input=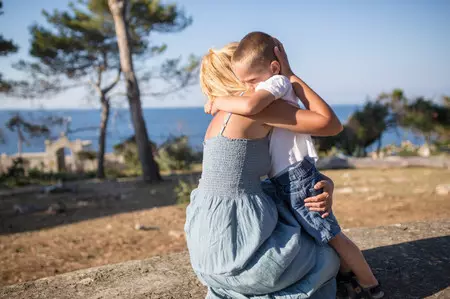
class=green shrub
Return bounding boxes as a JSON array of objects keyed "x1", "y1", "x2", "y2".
[
  {"x1": 77, "y1": 150, "x2": 97, "y2": 161},
  {"x1": 155, "y1": 135, "x2": 199, "y2": 172},
  {"x1": 113, "y1": 135, "x2": 157, "y2": 175},
  {"x1": 396, "y1": 149, "x2": 419, "y2": 157},
  {"x1": 382, "y1": 141, "x2": 419, "y2": 157},
  {"x1": 28, "y1": 168, "x2": 96, "y2": 181},
  {"x1": 0, "y1": 158, "x2": 97, "y2": 189},
  {"x1": 104, "y1": 167, "x2": 126, "y2": 178},
  {"x1": 0, "y1": 158, "x2": 29, "y2": 188},
  {"x1": 175, "y1": 178, "x2": 197, "y2": 204},
  {"x1": 114, "y1": 135, "x2": 202, "y2": 174},
  {"x1": 433, "y1": 139, "x2": 450, "y2": 155}
]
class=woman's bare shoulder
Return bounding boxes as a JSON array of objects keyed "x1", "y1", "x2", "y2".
[
  {"x1": 205, "y1": 111, "x2": 268, "y2": 140},
  {"x1": 204, "y1": 111, "x2": 226, "y2": 140}
]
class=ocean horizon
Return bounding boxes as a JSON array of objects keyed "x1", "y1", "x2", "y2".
[{"x1": 0, "y1": 105, "x2": 424, "y2": 155}]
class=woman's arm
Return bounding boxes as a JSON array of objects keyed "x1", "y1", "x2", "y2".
[
  {"x1": 273, "y1": 39, "x2": 343, "y2": 135},
  {"x1": 305, "y1": 175, "x2": 334, "y2": 218}
]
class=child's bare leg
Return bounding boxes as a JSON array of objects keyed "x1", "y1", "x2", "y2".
[
  {"x1": 338, "y1": 254, "x2": 351, "y2": 273},
  {"x1": 329, "y1": 232, "x2": 378, "y2": 287}
]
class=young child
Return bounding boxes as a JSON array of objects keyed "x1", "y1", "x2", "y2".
[{"x1": 205, "y1": 32, "x2": 384, "y2": 299}]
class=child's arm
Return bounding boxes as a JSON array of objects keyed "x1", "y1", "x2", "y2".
[
  {"x1": 213, "y1": 90, "x2": 276, "y2": 116},
  {"x1": 273, "y1": 42, "x2": 343, "y2": 135},
  {"x1": 255, "y1": 101, "x2": 342, "y2": 136},
  {"x1": 209, "y1": 75, "x2": 291, "y2": 116},
  {"x1": 289, "y1": 74, "x2": 342, "y2": 133}
]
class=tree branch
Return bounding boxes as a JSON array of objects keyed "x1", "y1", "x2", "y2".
[
  {"x1": 8, "y1": 80, "x2": 86, "y2": 99},
  {"x1": 97, "y1": 66, "x2": 102, "y2": 88},
  {"x1": 88, "y1": 78, "x2": 102, "y2": 95},
  {"x1": 67, "y1": 126, "x2": 99, "y2": 135},
  {"x1": 102, "y1": 68, "x2": 121, "y2": 94},
  {"x1": 139, "y1": 55, "x2": 199, "y2": 98},
  {"x1": 109, "y1": 91, "x2": 127, "y2": 98},
  {"x1": 140, "y1": 80, "x2": 197, "y2": 98}
]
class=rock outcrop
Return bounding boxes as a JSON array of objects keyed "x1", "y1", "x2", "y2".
[{"x1": 1, "y1": 221, "x2": 449, "y2": 299}]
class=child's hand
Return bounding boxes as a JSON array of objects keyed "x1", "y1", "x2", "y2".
[
  {"x1": 273, "y1": 37, "x2": 294, "y2": 78},
  {"x1": 204, "y1": 99, "x2": 219, "y2": 115},
  {"x1": 204, "y1": 99, "x2": 213, "y2": 114},
  {"x1": 304, "y1": 180, "x2": 334, "y2": 218},
  {"x1": 210, "y1": 103, "x2": 219, "y2": 115}
]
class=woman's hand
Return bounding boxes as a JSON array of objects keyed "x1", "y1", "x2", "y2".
[
  {"x1": 304, "y1": 179, "x2": 334, "y2": 218},
  {"x1": 273, "y1": 38, "x2": 294, "y2": 78}
]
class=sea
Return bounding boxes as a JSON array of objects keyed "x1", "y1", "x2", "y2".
[{"x1": 0, "y1": 106, "x2": 424, "y2": 155}]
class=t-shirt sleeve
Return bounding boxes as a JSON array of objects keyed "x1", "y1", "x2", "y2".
[{"x1": 255, "y1": 75, "x2": 291, "y2": 99}]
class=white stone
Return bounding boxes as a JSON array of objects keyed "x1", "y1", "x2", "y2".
[
  {"x1": 435, "y1": 184, "x2": 450, "y2": 196},
  {"x1": 168, "y1": 230, "x2": 185, "y2": 239},
  {"x1": 366, "y1": 192, "x2": 384, "y2": 201},
  {"x1": 357, "y1": 187, "x2": 371, "y2": 193},
  {"x1": 335, "y1": 187, "x2": 353, "y2": 194},
  {"x1": 76, "y1": 201, "x2": 89, "y2": 207},
  {"x1": 418, "y1": 144, "x2": 431, "y2": 157},
  {"x1": 78, "y1": 278, "x2": 94, "y2": 285}
]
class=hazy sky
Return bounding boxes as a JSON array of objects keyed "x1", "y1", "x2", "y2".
[{"x1": 0, "y1": 0, "x2": 449, "y2": 109}]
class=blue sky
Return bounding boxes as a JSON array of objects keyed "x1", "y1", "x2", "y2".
[{"x1": 0, "y1": 0, "x2": 449, "y2": 109}]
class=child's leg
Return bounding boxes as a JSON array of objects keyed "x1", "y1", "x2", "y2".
[
  {"x1": 338, "y1": 253, "x2": 351, "y2": 273},
  {"x1": 329, "y1": 232, "x2": 378, "y2": 287}
]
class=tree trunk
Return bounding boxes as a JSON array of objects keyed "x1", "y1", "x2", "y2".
[
  {"x1": 17, "y1": 128, "x2": 23, "y2": 156},
  {"x1": 356, "y1": 145, "x2": 365, "y2": 157},
  {"x1": 376, "y1": 135, "x2": 383, "y2": 156},
  {"x1": 108, "y1": 0, "x2": 161, "y2": 182},
  {"x1": 97, "y1": 96, "x2": 110, "y2": 179}
]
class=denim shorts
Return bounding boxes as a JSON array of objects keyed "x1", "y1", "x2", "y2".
[{"x1": 271, "y1": 157, "x2": 341, "y2": 244}]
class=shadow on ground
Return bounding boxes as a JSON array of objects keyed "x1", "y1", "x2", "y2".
[
  {"x1": 0, "y1": 173, "x2": 200, "y2": 235},
  {"x1": 363, "y1": 235, "x2": 450, "y2": 299}
]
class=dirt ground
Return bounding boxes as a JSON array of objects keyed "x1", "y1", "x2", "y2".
[{"x1": 0, "y1": 168, "x2": 449, "y2": 286}]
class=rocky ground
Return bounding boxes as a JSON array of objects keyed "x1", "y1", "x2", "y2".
[
  {"x1": 0, "y1": 168, "x2": 449, "y2": 287},
  {"x1": 1, "y1": 221, "x2": 448, "y2": 299}
]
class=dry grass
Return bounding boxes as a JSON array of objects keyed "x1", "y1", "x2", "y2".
[{"x1": 325, "y1": 168, "x2": 450, "y2": 228}]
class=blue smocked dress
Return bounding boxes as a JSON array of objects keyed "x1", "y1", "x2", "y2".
[{"x1": 185, "y1": 113, "x2": 339, "y2": 298}]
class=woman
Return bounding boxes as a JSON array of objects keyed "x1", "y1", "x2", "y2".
[{"x1": 185, "y1": 41, "x2": 341, "y2": 298}]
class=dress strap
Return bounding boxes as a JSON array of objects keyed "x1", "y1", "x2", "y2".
[
  {"x1": 218, "y1": 92, "x2": 243, "y2": 136},
  {"x1": 219, "y1": 112, "x2": 233, "y2": 136}
]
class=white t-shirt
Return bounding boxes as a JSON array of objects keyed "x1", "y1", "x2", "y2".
[{"x1": 255, "y1": 75, "x2": 318, "y2": 178}]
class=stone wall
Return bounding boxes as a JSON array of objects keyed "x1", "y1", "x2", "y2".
[
  {"x1": 1, "y1": 221, "x2": 448, "y2": 299},
  {"x1": 316, "y1": 156, "x2": 449, "y2": 170},
  {"x1": 0, "y1": 133, "x2": 124, "y2": 175}
]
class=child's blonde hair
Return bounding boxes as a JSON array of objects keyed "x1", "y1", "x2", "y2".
[{"x1": 200, "y1": 42, "x2": 246, "y2": 100}]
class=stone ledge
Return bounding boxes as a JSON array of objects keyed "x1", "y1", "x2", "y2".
[
  {"x1": 1, "y1": 221, "x2": 449, "y2": 299},
  {"x1": 315, "y1": 156, "x2": 450, "y2": 170}
]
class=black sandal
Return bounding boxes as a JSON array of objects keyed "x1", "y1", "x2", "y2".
[
  {"x1": 336, "y1": 271, "x2": 385, "y2": 299},
  {"x1": 336, "y1": 271, "x2": 354, "y2": 299}
]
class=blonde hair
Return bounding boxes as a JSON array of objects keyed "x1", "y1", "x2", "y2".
[{"x1": 200, "y1": 42, "x2": 246, "y2": 100}]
